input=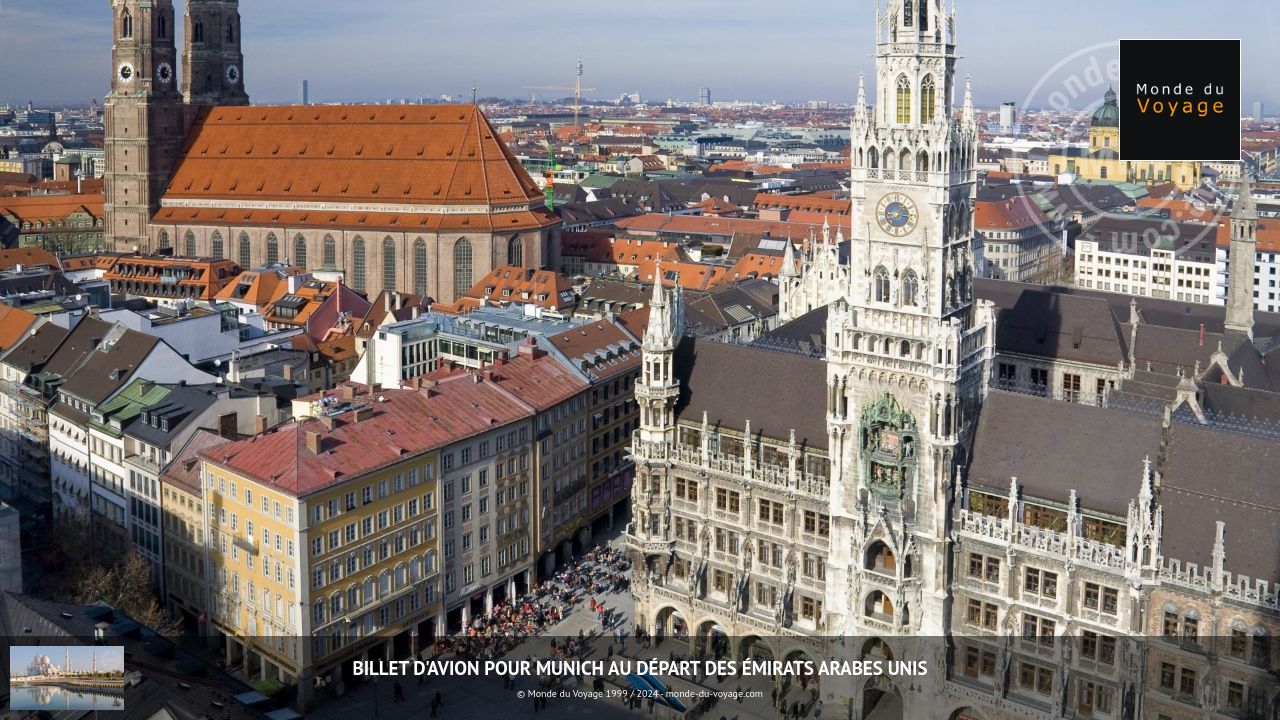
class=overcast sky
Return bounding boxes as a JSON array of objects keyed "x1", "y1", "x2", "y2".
[{"x1": 1, "y1": 0, "x2": 1277, "y2": 109}]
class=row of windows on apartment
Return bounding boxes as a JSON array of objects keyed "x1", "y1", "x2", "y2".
[
  {"x1": 442, "y1": 539, "x2": 531, "y2": 593},
  {"x1": 311, "y1": 532, "x2": 435, "y2": 590}
]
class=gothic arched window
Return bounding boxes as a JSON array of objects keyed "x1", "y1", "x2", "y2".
[
  {"x1": 382, "y1": 236, "x2": 397, "y2": 291},
  {"x1": 266, "y1": 233, "x2": 279, "y2": 265},
  {"x1": 868, "y1": 147, "x2": 879, "y2": 169},
  {"x1": 322, "y1": 234, "x2": 336, "y2": 268},
  {"x1": 211, "y1": 231, "x2": 223, "y2": 259},
  {"x1": 919, "y1": 0, "x2": 929, "y2": 30},
  {"x1": 157, "y1": 13, "x2": 168, "y2": 40},
  {"x1": 158, "y1": 231, "x2": 170, "y2": 250},
  {"x1": 121, "y1": 10, "x2": 133, "y2": 39},
  {"x1": 902, "y1": 270, "x2": 919, "y2": 307},
  {"x1": 507, "y1": 236, "x2": 523, "y2": 266},
  {"x1": 453, "y1": 238, "x2": 473, "y2": 295},
  {"x1": 896, "y1": 76, "x2": 911, "y2": 124},
  {"x1": 226, "y1": 19, "x2": 235, "y2": 43},
  {"x1": 874, "y1": 266, "x2": 891, "y2": 303},
  {"x1": 192, "y1": 20, "x2": 204, "y2": 44},
  {"x1": 238, "y1": 232, "x2": 251, "y2": 267},
  {"x1": 921, "y1": 76, "x2": 936, "y2": 121},
  {"x1": 413, "y1": 238, "x2": 428, "y2": 296},
  {"x1": 294, "y1": 234, "x2": 307, "y2": 268},
  {"x1": 184, "y1": 231, "x2": 196, "y2": 257},
  {"x1": 917, "y1": 150, "x2": 929, "y2": 173},
  {"x1": 352, "y1": 236, "x2": 366, "y2": 291},
  {"x1": 903, "y1": 1, "x2": 913, "y2": 26}
]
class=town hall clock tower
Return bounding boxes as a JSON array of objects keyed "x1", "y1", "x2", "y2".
[{"x1": 820, "y1": 0, "x2": 994, "y2": 651}]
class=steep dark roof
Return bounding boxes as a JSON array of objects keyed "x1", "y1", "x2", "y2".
[
  {"x1": 674, "y1": 337, "x2": 827, "y2": 449},
  {"x1": 983, "y1": 285, "x2": 1128, "y2": 366},
  {"x1": 754, "y1": 306, "x2": 828, "y2": 356},
  {"x1": 968, "y1": 390, "x2": 1164, "y2": 516},
  {"x1": 58, "y1": 329, "x2": 160, "y2": 404},
  {"x1": 0, "y1": 322, "x2": 69, "y2": 373},
  {"x1": 1161, "y1": 423, "x2": 1280, "y2": 584},
  {"x1": 39, "y1": 316, "x2": 114, "y2": 379}
]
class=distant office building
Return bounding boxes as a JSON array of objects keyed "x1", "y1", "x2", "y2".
[
  {"x1": 298, "y1": 80, "x2": 309, "y2": 106},
  {"x1": 1253, "y1": 101, "x2": 1264, "y2": 122},
  {"x1": 699, "y1": 87, "x2": 711, "y2": 106},
  {"x1": 999, "y1": 101, "x2": 1017, "y2": 131}
]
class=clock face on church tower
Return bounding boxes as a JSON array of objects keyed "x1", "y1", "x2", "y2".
[
  {"x1": 876, "y1": 192, "x2": 919, "y2": 237},
  {"x1": 225, "y1": 65, "x2": 241, "y2": 86}
]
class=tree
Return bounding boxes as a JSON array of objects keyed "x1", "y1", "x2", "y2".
[{"x1": 74, "y1": 553, "x2": 183, "y2": 639}]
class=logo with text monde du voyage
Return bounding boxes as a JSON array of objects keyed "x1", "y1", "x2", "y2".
[{"x1": 1120, "y1": 39, "x2": 1241, "y2": 161}]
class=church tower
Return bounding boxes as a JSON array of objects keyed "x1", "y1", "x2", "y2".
[
  {"x1": 182, "y1": 0, "x2": 249, "y2": 111},
  {"x1": 103, "y1": 0, "x2": 185, "y2": 252},
  {"x1": 1224, "y1": 176, "x2": 1258, "y2": 339},
  {"x1": 820, "y1": 0, "x2": 993, "y2": 653}
]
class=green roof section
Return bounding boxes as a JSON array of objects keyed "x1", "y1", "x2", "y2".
[
  {"x1": 579, "y1": 173, "x2": 625, "y2": 189},
  {"x1": 90, "y1": 378, "x2": 173, "y2": 436}
]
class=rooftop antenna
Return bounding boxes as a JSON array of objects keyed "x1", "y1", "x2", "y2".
[{"x1": 472, "y1": 80, "x2": 477, "y2": 105}]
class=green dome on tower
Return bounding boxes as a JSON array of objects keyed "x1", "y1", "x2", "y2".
[{"x1": 1091, "y1": 87, "x2": 1119, "y2": 128}]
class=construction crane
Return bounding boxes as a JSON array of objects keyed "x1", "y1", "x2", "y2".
[{"x1": 524, "y1": 50, "x2": 596, "y2": 128}]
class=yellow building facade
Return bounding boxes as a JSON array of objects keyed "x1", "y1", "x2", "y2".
[
  {"x1": 197, "y1": 400, "x2": 444, "y2": 703},
  {"x1": 1048, "y1": 88, "x2": 1202, "y2": 191}
]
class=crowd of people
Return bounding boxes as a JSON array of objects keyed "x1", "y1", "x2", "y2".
[{"x1": 427, "y1": 544, "x2": 632, "y2": 663}]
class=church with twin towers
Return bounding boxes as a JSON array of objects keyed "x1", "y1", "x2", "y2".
[
  {"x1": 104, "y1": 0, "x2": 560, "y2": 302},
  {"x1": 629, "y1": 2, "x2": 1280, "y2": 720}
]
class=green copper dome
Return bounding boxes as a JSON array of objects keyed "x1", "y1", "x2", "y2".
[{"x1": 1091, "y1": 87, "x2": 1119, "y2": 128}]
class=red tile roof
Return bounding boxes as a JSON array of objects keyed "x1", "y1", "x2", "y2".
[
  {"x1": 1214, "y1": 215, "x2": 1280, "y2": 253},
  {"x1": 0, "y1": 246, "x2": 61, "y2": 271},
  {"x1": 974, "y1": 197, "x2": 1049, "y2": 231},
  {"x1": 461, "y1": 265, "x2": 576, "y2": 311},
  {"x1": 201, "y1": 352, "x2": 586, "y2": 495},
  {"x1": 0, "y1": 192, "x2": 104, "y2": 224},
  {"x1": 0, "y1": 305, "x2": 40, "y2": 353},
  {"x1": 166, "y1": 105, "x2": 544, "y2": 209}
]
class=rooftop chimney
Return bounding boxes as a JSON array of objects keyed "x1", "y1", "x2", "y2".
[
  {"x1": 217, "y1": 412, "x2": 238, "y2": 439},
  {"x1": 254, "y1": 415, "x2": 268, "y2": 435},
  {"x1": 305, "y1": 430, "x2": 323, "y2": 454}
]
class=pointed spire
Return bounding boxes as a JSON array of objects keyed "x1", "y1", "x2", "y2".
[
  {"x1": 781, "y1": 237, "x2": 799, "y2": 278},
  {"x1": 1139, "y1": 455, "x2": 1154, "y2": 509},
  {"x1": 650, "y1": 260, "x2": 666, "y2": 307},
  {"x1": 962, "y1": 74, "x2": 975, "y2": 124},
  {"x1": 822, "y1": 216, "x2": 831, "y2": 244},
  {"x1": 855, "y1": 72, "x2": 868, "y2": 119},
  {"x1": 1238, "y1": 173, "x2": 1258, "y2": 220}
]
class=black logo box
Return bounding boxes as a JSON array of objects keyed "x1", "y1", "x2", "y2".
[{"x1": 1119, "y1": 39, "x2": 1241, "y2": 162}]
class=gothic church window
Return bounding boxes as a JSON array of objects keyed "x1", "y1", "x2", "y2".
[
  {"x1": 266, "y1": 233, "x2": 279, "y2": 265},
  {"x1": 238, "y1": 232, "x2": 251, "y2": 267},
  {"x1": 508, "y1": 236, "x2": 523, "y2": 266},
  {"x1": 227, "y1": 19, "x2": 235, "y2": 43},
  {"x1": 921, "y1": 76, "x2": 936, "y2": 121},
  {"x1": 874, "y1": 266, "x2": 891, "y2": 302},
  {"x1": 904, "y1": 1, "x2": 913, "y2": 26},
  {"x1": 122, "y1": 10, "x2": 133, "y2": 39},
  {"x1": 158, "y1": 13, "x2": 168, "y2": 39},
  {"x1": 383, "y1": 236, "x2": 397, "y2": 291},
  {"x1": 184, "y1": 231, "x2": 196, "y2": 257},
  {"x1": 323, "y1": 234, "x2": 336, "y2": 268},
  {"x1": 902, "y1": 270, "x2": 919, "y2": 306},
  {"x1": 193, "y1": 21, "x2": 204, "y2": 43},
  {"x1": 896, "y1": 76, "x2": 911, "y2": 124},
  {"x1": 294, "y1": 234, "x2": 307, "y2": 267},
  {"x1": 454, "y1": 238, "x2": 473, "y2": 295},
  {"x1": 413, "y1": 238, "x2": 428, "y2": 295},
  {"x1": 352, "y1": 236, "x2": 367, "y2": 291},
  {"x1": 211, "y1": 231, "x2": 223, "y2": 259},
  {"x1": 158, "y1": 231, "x2": 170, "y2": 249}
]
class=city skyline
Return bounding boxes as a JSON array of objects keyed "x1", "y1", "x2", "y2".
[
  {"x1": 1, "y1": 0, "x2": 1278, "y2": 109},
  {"x1": 9, "y1": 646, "x2": 125, "y2": 676}
]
